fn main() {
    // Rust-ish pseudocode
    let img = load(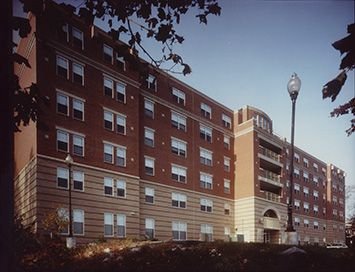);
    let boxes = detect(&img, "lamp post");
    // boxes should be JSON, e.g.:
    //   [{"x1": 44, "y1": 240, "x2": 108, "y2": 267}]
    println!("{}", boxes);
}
[
  {"x1": 285, "y1": 73, "x2": 301, "y2": 245},
  {"x1": 65, "y1": 154, "x2": 76, "y2": 248}
]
